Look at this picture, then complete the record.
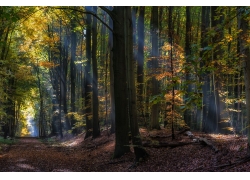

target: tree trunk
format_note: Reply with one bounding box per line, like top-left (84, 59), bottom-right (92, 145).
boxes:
top-left (112, 6), bottom-right (130, 158)
top-left (238, 7), bottom-right (250, 155)
top-left (58, 19), bottom-right (63, 138)
top-left (184, 6), bottom-right (192, 128)
top-left (211, 6), bottom-right (222, 133)
top-left (125, 6), bottom-right (148, 162)
top-left (137, 6), bottom-right (145, 120)
top-left (70, 15), bottom-right (77, 135)
top-left (200, 6), bottom-right (210, 133)
top-left (108, 9), bottom-right (115, 134)
top-left (150, 6), bottom-right (160, 130)
top-left (169, 6), bottom-right (175, 139)
top-left (235, 7), bottom-right (242, 134)
top-left (92, 6), bottom-right (100, 138)
top-left (84, 7), bottom-right (93, 139)
top-left (62, 35), bottom-right (70, 130)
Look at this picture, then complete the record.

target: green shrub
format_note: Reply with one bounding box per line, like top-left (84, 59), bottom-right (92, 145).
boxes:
top-left (0, 137), bottom-right (17, 145)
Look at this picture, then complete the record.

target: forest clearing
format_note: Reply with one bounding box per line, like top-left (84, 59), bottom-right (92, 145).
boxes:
top-left (1, 6), bottom-right (250, 172)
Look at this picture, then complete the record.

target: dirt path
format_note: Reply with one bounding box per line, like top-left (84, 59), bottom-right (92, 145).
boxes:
top-left (0, 134), bottom-right (120, 172)
top-left (0, 137), bottom-right (76, 172)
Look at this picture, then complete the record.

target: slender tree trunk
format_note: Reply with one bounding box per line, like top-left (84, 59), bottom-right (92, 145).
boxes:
top-left (237, 7), bottom-right (250, 154)
top-left (58, 19), bottom-right (63, 138)
top-left (84, 7), bottom-right (93, 139)
top-left (125, 6), bottom-right (148, 162)
top-left (211, 6), bottom-right (223, 133)
top-left (63, 35), bottom-right (70, 130)
top-left (201, 6), bottom-right (210, 133)
top-left (184, 6), bottom-right (192, 128)
top-left (70, 15), bottom-right (77, 135)
top-left (235, 7), bottom-right (242, 134)
top-left (108, 8), bottom-right (115, 134)
top-left (195, 7), bottom-right (202, 131)
top-left (92, 6), bottom-right (100, 138)
top-left (150, 6), bottom-right (160, 130)
top-left (36, 61), bottom-right (46, 137)
top-left (168, 6), bottom-right (175, 139)
top-left (137, 6), bottom-right (145, 121)
top-left (6, 77), bottom-right (15, 138)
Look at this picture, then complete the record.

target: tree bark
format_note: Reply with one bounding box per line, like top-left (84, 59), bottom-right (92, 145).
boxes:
top-left (84, 6), bottom-right (93, 139)
top-left (108, 7), bottom-right (115, 134)
top-left (150, 6), bottom-right (160, 130)
top-left (200, 6), bottom-right (211, 133)
top-left (112, 6), bottom-right (130, 158)
top-left (126, 6), bottom-right (148, 162)
top-left (211, 6), bottom-right (223, 133)
top-left (70, 14), bottom-right (77, 135)
top-left (238, 7), bottom-right (250, 155)
top-left (169, 6), bottom-right (175, 139)
top-left (184, 6), bottom-right (192, 128)
top-left (92, 6), bottom-right (100, 138)
top-left (137, 6), bottom-right (145, 119)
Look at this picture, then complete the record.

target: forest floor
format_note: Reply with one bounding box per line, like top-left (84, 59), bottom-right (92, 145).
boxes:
top-left (0, 127), bottom-right (250, 172)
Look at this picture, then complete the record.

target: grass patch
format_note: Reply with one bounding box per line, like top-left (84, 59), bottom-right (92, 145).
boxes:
top-left (0, 137), bottom-right (17, 145)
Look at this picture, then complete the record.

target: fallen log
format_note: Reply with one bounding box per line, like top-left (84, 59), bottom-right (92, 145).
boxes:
top-left (149, 127), bottom-right (190, 139)
top-left (199, 137), bottom-right (219, 153)
top-left (142, 141), bottom-right (195, 148)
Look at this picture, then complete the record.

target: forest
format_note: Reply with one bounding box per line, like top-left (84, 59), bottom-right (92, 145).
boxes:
top-left (0, 6), bottom-right (250, 172)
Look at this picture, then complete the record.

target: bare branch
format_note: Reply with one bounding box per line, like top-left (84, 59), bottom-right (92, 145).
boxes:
top-left (98, 6), bottom-right (115, 20)
top-left (55, 7), bottom-right (113, 33)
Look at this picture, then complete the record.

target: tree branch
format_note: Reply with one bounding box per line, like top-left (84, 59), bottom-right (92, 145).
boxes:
top-left (98, 6), bottom-right (115, 20)
top-left (55, 7), bottom-right (113, 33)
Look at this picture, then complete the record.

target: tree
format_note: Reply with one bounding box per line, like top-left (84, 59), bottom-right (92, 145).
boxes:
top-left (137, 6), bottom-right (145, 119)
top-left (184, 6), bottom-right (192, 127)
top-left (108, 7), bottom-right (115, 134)
top-left (150, 6), bottom-right (160, 130)
top-left (110, 6), bottom-right (130, 158)
top-left (70, 12), bottom-right (77, 135)
top-left (84, 6), bottom-right (93, 139)
top-left (168, 6), bottom-right (175, 139)
top-left (200, 6), bottom-right (211, 133)
top-left (211, 6), bottom-right (222, 133)
top-left (126, 6), bottom-right (148, 161)
top-left (238, 7), bottom-right (250, 154)
top-left (92, 6), bottom-right (100, 138)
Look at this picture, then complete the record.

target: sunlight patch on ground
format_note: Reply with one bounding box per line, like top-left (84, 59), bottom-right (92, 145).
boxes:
top-left (209, 133), bottom-right (247, 140)
top-left (60, 133), bottom-right (85, 147)
top-left (64, 141), bottom-right (78, 147)
top-left (16, 163), bottom-right (35, 170)
top-left (52, 169), bottom-right (72, 172)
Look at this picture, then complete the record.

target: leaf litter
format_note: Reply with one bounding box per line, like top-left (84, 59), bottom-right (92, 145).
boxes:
top-left (0, 128), bottom-right (249, 172)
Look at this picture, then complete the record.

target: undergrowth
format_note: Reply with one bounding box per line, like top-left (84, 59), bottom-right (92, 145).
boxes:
top-left (0, 137), bottom-right (17, 145)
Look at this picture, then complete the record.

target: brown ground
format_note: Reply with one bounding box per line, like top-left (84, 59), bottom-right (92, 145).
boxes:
top-left (0, 128), bottom-right (250, 172)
